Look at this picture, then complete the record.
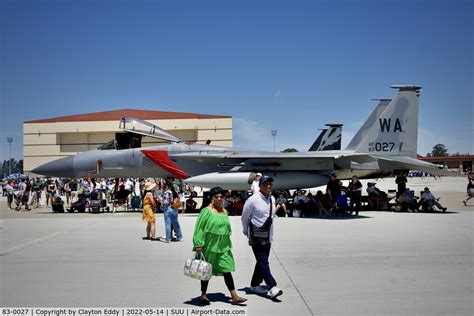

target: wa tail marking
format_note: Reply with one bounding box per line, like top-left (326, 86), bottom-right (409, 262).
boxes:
top-left (379, 118), bottom-right (403, 133)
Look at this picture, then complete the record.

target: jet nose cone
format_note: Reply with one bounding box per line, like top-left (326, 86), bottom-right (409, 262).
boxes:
top-left (32, 156), bottom-right (75, 177)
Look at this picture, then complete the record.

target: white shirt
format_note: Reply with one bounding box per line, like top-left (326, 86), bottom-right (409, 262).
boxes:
top-left (421, 191), bottom-right (435, 201)
top-left (5, 183), bottom-right (13, 193)
top-left (124, 179), bottom-right (133, 191)
top-left (241, 192), bottom-right (276, 243)
top-left (294, 194), bottom-right (309, 204)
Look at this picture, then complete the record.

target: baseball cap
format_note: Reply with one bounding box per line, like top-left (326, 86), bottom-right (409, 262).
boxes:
top-left (331, 172), bottom-right (337, 177)
top-left (256, 173), bottom-right (262, 177)
top-left (259, 175), bottom-right (274, 185)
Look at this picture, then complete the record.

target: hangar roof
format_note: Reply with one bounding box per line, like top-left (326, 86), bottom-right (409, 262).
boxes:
top-left (25, 109), bottom-right (231, 123)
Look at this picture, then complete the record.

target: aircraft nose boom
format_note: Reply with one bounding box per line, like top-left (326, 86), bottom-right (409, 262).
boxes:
top-left (32, 156), bottom-right (75, 177)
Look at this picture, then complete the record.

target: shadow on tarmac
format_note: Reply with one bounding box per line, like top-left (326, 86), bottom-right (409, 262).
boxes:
top-left (184, 293), bottom-right (246, 307)
top-left (301, 214), bottom-right (373, 221)
top-left (238, 287), bottom-right (283, 303)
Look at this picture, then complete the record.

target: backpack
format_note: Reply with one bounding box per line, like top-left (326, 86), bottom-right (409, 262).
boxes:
top-left (172, 197), bottom-right (181, 209)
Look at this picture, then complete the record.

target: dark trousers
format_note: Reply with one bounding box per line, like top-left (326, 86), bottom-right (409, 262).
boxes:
top-left (201, 272), bottom-right (235, 292)
top-left (349, 193), bottom-right (361, 211)
top-left (251, 243), bottom-right (277, 289)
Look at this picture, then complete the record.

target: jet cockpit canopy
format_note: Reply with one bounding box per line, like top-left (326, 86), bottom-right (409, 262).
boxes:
top-left (119, 116), bottom-right (183, 143)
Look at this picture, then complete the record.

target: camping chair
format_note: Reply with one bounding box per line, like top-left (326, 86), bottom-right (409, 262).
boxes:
top-left (329, 194), bottom-right (351, 216)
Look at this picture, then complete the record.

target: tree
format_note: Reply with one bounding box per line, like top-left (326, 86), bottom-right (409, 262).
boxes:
top-left (1, 158), bottom-right (23, 177)
top-left (281, 148), bottom-right (299, 152)
top-left (431, 144), bottom-right (449, 157)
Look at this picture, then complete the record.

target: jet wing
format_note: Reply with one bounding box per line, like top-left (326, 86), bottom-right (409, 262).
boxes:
top-left (170, 151), bottom-right (341, 171)
top-left (375, 156), bottom-right (460, 176)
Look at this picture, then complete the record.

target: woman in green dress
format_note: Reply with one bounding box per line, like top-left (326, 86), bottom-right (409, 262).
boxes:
top-left (192, 187), bottom-right (247, 306)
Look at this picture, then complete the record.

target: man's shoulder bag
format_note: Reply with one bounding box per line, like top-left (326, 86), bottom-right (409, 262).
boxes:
top-left (248, 200), bottom-right (273, 246)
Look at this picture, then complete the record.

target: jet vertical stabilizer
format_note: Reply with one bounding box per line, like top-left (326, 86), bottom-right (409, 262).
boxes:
top-left (345, 85), bottom-right (421, 158)
top-left (308, 124), bottom-right (343, 151)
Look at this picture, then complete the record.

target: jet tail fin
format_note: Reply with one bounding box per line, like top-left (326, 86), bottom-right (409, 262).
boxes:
top-left (308, 124), bottom-right (342, 151)
top-left (345, 85), bottom-right (421, 158)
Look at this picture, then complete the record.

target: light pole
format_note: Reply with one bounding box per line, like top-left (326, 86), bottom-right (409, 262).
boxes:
top-left (271, 130), bottom-right (277, 152)
top-left (7, 137), bottom-right (13, 175)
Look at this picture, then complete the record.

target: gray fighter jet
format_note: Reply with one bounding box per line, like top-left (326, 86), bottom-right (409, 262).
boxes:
top-left (33, 85), bottom-right (455, 190)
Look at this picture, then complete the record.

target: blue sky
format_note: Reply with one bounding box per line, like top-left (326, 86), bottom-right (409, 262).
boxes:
top-left (1, 0), bottom-right (472, 162)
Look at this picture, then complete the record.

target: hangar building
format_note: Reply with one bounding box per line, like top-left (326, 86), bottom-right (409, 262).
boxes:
top-left (23, 109), bottom-right (232, 176)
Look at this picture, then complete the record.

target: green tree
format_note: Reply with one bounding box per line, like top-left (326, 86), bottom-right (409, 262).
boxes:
top-left (431, 144), bottom-right (449, 157)
top-left (1, 158), bottom-right (23, 177)
top-left (281, 148), bottom-right (299, 152)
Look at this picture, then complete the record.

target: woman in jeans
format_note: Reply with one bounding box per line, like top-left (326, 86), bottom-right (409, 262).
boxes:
top-left (161, 184), bottom-right (183, 243)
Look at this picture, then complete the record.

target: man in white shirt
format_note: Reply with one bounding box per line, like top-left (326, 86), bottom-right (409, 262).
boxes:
top-left (250, 173), bottom-right (262, 195)
top-left (242, 175), bottom-right (283, 299)
top-left (420, 187), bottom-right (447, 211)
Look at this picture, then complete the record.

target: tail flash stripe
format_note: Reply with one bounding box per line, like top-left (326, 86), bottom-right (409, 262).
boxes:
top-left (141, 150), bottom-right (190, 179)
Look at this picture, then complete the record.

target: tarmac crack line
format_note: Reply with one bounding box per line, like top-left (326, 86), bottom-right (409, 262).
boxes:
top-left (0, 219), bottom-right (104, 257)
top-left (0, 232), bottom-right (65, 256)
top-left (271, 247), bottom-right (314, 316)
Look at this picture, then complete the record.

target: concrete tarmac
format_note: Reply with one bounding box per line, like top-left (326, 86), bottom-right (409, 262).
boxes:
top-left (1, 177), bottom-right (473, 315)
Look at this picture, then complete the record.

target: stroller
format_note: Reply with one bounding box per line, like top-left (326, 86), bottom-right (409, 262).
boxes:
top-left (13, 191), bottom-right (23, 208)
top-left (88, 190), bottom-right (108, 213)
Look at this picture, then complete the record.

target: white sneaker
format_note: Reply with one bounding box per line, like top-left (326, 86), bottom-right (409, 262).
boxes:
top-left (250, 285), bottom-right (267, 294)
top-left (268, 286), bottom-right (283, 298)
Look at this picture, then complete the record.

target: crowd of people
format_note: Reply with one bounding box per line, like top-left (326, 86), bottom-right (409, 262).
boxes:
top-left (3, 170), bottom-right (471, 306)
top-left (4, 170), bottom-right (465, 217)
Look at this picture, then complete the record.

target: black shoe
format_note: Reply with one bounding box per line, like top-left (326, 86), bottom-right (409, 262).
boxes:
top-left (142, 237), bottom-right (150, 240)
top-left (199, 297), bottom-right (210, 305)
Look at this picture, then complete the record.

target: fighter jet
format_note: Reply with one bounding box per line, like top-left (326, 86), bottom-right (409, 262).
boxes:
top-left (33, 85), bottom-right (456, 190)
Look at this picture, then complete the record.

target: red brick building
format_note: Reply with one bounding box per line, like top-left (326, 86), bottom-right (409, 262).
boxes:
top-left (418, 155), bottom-right (474, 173)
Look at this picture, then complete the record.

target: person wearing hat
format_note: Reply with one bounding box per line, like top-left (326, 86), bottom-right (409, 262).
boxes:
top-left (241, 175), bottom-right (283, 299)
top-left (293, 189), bottom-right (309, 217)
top-left (251, 173), bottom-right (263, 195)
top-left (142, 181), bottom-right (158, 240)
top-left (193, 187), bottom-right (247, 305)
top-left (366, 181), bottom-right (387, 210)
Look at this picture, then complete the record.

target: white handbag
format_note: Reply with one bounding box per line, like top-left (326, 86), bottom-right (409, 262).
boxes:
top-left (184, 252), bottom-right (212, 281)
